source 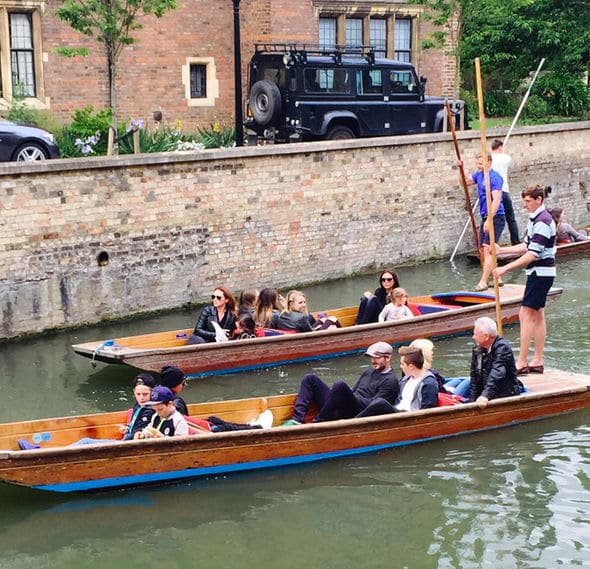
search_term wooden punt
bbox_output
[0,369,588,493]
[466,238,590,264]
[71,284,562,377]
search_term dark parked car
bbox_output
[0,120,60,162]
[245,44,468,143]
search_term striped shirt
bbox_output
[524,205,556,276]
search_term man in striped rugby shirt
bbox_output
[493,184,556,375]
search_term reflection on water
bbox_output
[0,256,589,568]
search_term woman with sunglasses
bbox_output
[189,285,237,344]
[355,269,400,325]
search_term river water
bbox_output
[1,255,589,569]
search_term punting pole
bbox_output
[446,99,483,267]
[475,57,503,334]
[503,58,545,149]
[450,58,545,262]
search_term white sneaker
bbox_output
[249,409,274,429]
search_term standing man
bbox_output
[493,184,556,375]
[282,341,399,425]
[491,139,520,245]
[469,317,521,409]
[459,153,506,291]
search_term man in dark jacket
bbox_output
[159,365,189,415]
[469,317,521,408]
[282,341,399,425]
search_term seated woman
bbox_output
[189,285,237,344]
[355,269,400,325]
[269,290,316,332]
[549,207,590,243]
[238,288,259,317]
[378,287,413,322]
[253,287,284,328]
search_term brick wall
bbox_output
[1,122,588,338]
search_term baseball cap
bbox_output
[145,386,174,405]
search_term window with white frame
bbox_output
[395,19,412,62]
[183,57,218,107]
[0,7,46,104]
[369,19,386,57]
[345,18,363,49]
[319,17,336,50]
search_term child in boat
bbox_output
[233,313,257,339]
[159,365,189,415]
[134,386,189,439]
[121,373,156,440]
[378,288,414,322]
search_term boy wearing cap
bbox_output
[135,386,189,439]
[159,365,189,415]
[282,341,399,425]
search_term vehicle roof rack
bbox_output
[254,43,378,65]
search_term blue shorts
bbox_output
[479,215,506,246]
[522,273,554,310]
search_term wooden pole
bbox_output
[445,99,483,267]
[475,58,503,334]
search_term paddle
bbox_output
[445,99,483,267]
[475,58,503,334]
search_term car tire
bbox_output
[14,142,49,162]
[249,80,282,126]
[325,125,355,140]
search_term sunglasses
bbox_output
[211,294,224,300]
[381,277,394,282]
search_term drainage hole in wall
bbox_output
[97,251,110,267]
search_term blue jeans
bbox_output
[444,377,470,398]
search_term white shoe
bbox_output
[249,409,274,429]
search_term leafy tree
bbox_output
[55,0,177,132]
[411,0,590,116]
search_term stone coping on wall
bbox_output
[0,120,588,176]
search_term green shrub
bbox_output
[195,122,235,148]
[534,73,590,117]
[4,98,42,126]
[65,106,112,155]
[484,90,517,118]
[521,95,550,119]
[118,123,185,154]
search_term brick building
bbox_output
[0,0,457,129]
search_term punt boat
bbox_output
[466,239,590,264]
[71,284,562,377]
[0,369,588,493]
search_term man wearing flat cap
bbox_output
[282,341,399,425]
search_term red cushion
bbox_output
[437,392,464,406]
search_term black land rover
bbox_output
[245,44,467,143]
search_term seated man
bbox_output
[159,365,189,415]
[282,341,399,425]
[469,316,522,408]
[357,345,439,417]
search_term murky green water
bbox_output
[1,256,589,569]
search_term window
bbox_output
[190,64,206,98]
[183,58,219,107]
[395,19,412,62]
[345,18,363,49]
[10,13,35,96]
[370,19,386,57]
[389,70,417,93]
[319,18,336,50]
[305,68,351,94]
[357,69,383,95]
[0,7,46,105]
